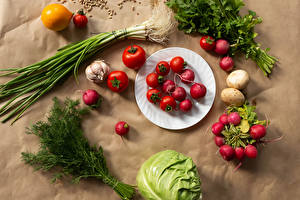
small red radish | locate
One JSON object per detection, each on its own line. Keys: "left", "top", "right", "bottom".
{"left": 212, "top": 122, "right": 224, "bottom": 136}
{"left": 219, "top": 56, "right": 234, "bottom": 72}
{"left": 219, "top": 113, "right": 229, "bottom": 125}
{"left": 115, "top": 121, "right": 130, "bottom": 136}
{"left": 214, "top": 136, "right": 225, "bottom": 147}
{"left": 179, "top": 69, "right": 195, "bottom": 84}
{"left": 179, "top": 99, "right": 193, "bottom": 112}
{"left": 235, "top": 147, "right": 245, "bottom": 160}
{"left": 82, "top": 89, "right": 102, "bottom": 108}
{"left": 162, "top": 80, "right": 176, "bottom": 93}
{"left": 250, "top": 124, "right": 266, "bottom": 139}
{"left": 219, "top": 145, "right": 235, "bottom": 161}
{"left": 172, "top": 87, "right": 187, "bottom": 101}
{"left": 228, "top": 112, "right": 241, "bottom": 125}
{"left": 190, "top": 83, "right": 206, "bottom": 99}
{"left": 244, "top": 144, "right": 257, "bottom": 158}
{"left": 215, "top": 39, "right": 230, "bottom": 55}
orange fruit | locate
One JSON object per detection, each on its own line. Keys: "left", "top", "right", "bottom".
{"left": 41, "top": 4, "right": 73, "bottom": 31}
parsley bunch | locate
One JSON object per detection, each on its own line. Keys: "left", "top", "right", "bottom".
{"left": 166, "top": 0, "right": 278, "bottom": 76}
{"left": 21, "top": 98, "right": 135, "bottom": 200}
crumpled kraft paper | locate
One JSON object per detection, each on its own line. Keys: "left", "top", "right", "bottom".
{"left": 0, "top": 0, "right": 299, "bottom": 199}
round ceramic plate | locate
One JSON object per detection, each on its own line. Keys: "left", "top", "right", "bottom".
{"left": 135, "top": 47, "right": 216, "bottom": 130}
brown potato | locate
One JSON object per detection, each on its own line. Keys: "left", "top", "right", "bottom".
{"left": 221, "top": 88, "right": 245, "bottom": 106}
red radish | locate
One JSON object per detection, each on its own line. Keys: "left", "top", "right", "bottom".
{"left": 215, "top": 39, "right": 230, "bottom": 55}
{"left": 172, "top": 87, "right": 187, "bottom": 101}
{"left": 228, "top": 112, "right": 241, "bottom": 125}
{"left": 219, "top": 113, "right": 229, "bottom": 125}
{"left": 219, "top": 56, "right": 234, "bottom": 72}
{"left": 82, "top": 89, "right": 102, "bottom": 108}
{"left": 115, "top": 121, "right": 130, "bottom": 136}
{"left": 235, "top": 147, "right": 245, "bottom": 160}
{"left": 250, "top": 124, "right": 266, "bottom": 139}
{"left": 162, "top": 80, "right": 176, "bottom": 93}
{"left": 190, "top": 83, "right": 206, "bottom": 99}
{"left": 214, "top": 136, "right": 225, "bottom": 147}
{"left": 211, "top": 122, "right": 224, "bottom": 136}
{"left": 244, "top": 145, "right": 257, "bottom": 158}
{"left": 219, "top": 145, "right": 235, "bottom": 161}
{"left": 179, "top": 99, "right": 192, "bottom": 112}
{"left": 179, "top": 69, "right": 195, "bottom": 84}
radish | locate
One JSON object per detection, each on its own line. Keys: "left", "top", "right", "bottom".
{"left": 172, "top": 87, "right": 187, "bottom": 101}
{"left": 115, "top": 121, "right": 130, "bottom": 136}
{"left": 219, "top": 145, "right": 234, "bottom": 161}
{"left": 228, "top": 112, "right": 241, "bottom": 125}
{"left": 82, "top": 89, "right": 102, "bottom": 108}
{"left": 219, "top": 113, "right": 229, "bottom": 125}
{"left": 215, "top": 39, "right": 230, "bottom": 55}
{"left": 162, "top": 80, "right": 176, "bottom": 93}
{"left": 211, "top": 122, "right": 224, "bottom": 136}
{"left": 179, "top": 99, "right": 192, "bottom": 112}
{"left": 244, "top": 145, "right": 257, "bottom": 158}
{"left": 179, "top": 69, "right": 195, "bottom": 84}
{"left": 235, "top": 147, "right": 245, "bottom": 160}
{"left": 190, "top": 83, "right": 206, "bottom": 99}
{"left": 219, "top": 56, "right": 234, "bottom": 72}
{"left": 250, "top": 124, "right": 266, "bottom": 139}
{"left": 214, "top": 136, "right": 225, "bottom": 147}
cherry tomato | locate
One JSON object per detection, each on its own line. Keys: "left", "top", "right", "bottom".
{"left": 160, "top": 96, "right": 177, "bottom": 112}
{"left": 73, "top": 9, "right": 88, "bottom": 28}
{"left": 170, "top": 56, "right": 186, "bottom": 73}
{"left": 155, "top": 61, "right": 170, "bottom": 76}
{"left": 107, "top": 71, "right": 129, "bottom": 93}
{"left": 146, "top": 73, "right": 164, "bottom": 88}
{"left": 200, "top": 36, "right": 216, "bottom": 51}
{"left": 122, "top": 45, "right": 146, "bottom": 70}
{"left": 146, "top": 89, "right": 162, "bottom": 104}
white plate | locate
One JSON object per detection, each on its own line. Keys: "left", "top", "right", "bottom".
{"left": 135, "top": 47, "right": 216, "bottom": 130}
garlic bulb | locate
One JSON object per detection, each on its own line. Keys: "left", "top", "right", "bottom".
{"left": 85, "top": 60, "right": 110, "bottom": 83}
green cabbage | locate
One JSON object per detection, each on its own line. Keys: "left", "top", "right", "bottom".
{"left": 136, "top": 150, "right": 202, "bottom": 200}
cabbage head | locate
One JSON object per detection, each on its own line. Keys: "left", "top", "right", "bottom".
{"left": 136, "top": 150, "right": 202, "bottom": 200}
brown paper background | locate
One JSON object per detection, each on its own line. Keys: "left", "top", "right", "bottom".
{"left": 0, "top": 0, "right": 299, "bottom": 199}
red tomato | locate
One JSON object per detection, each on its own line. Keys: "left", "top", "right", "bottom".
{"left": 146, "top": 73, "right": 164, "bottom": 88}
{"left": 146, "top": 89, "right": 162, "bottom": 104}
{"left": 200, "top": 36, "right": 216, "bottom": 51}
{"left": 107, "top": 71, "right": 129, "bottom": 92}
{"left": 170, "top": 56, "right": 186, "bottom": 73}
{"left": 73, "top": 9, "right": 88, "bottom": 28}
{"left": 155, "top": 61, "right": 170, "bottom": 76}
{"left": 122, "top": 45, "right": 146, "bottom": 70}
{"left": 160, "top": 96, "right": 177, "bottom": 112}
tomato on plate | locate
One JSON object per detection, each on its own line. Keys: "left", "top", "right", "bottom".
{"left": 155, "top": 61, "right": 170, "bottom": 76}
{"left": 146, "top": 73, "right": 163, "bottom": 88}
{"left": 122, "top": 45, "right": 146, "bottom": 70}
{"left": 147, "top": 89, "right": 162, "bottom": 104}
{"left": 160, "top": 96, "right": 177, "bottom": 112}
{"left": 170, "top": 56, "right": 186, "bottom": 73}
{"left": 107, "top": 71, "right": 129, "bottom": 92}
{"left": 200, "top": 36, "right": 216, "bottom": 51}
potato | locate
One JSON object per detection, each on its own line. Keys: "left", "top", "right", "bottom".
{"left": 226, "top": 70, "right": 250, "bottom": 89}
{"left": 221, "top": 88, "right": 245, "bottom": 106}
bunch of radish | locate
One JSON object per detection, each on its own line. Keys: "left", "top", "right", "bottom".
{"left": 200, "top": 36, "right": 234, "bottom": 72}
{"left": 146, "top": 56, "right": 207, "bottom": 113}
{"left": 211, "top": 103, "right": 275, "bottom": 170}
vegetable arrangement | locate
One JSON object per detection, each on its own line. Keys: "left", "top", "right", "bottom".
{"left": 21, "top": 98, "right": 135, "bottom": 200}
{"left": 0, "top": 4, "right": 174, "bottom": 123}
{"left": 145, "top": 56, "right": 207, "bottom": 113}
{"left": 137, "top": 150, "right": 202, "bottom": 200}
{"left": 211, "top": 102, "right": 272, "bottom": 169}
{"left": 166, "top": 0, "right": 278, "bottom": 76}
